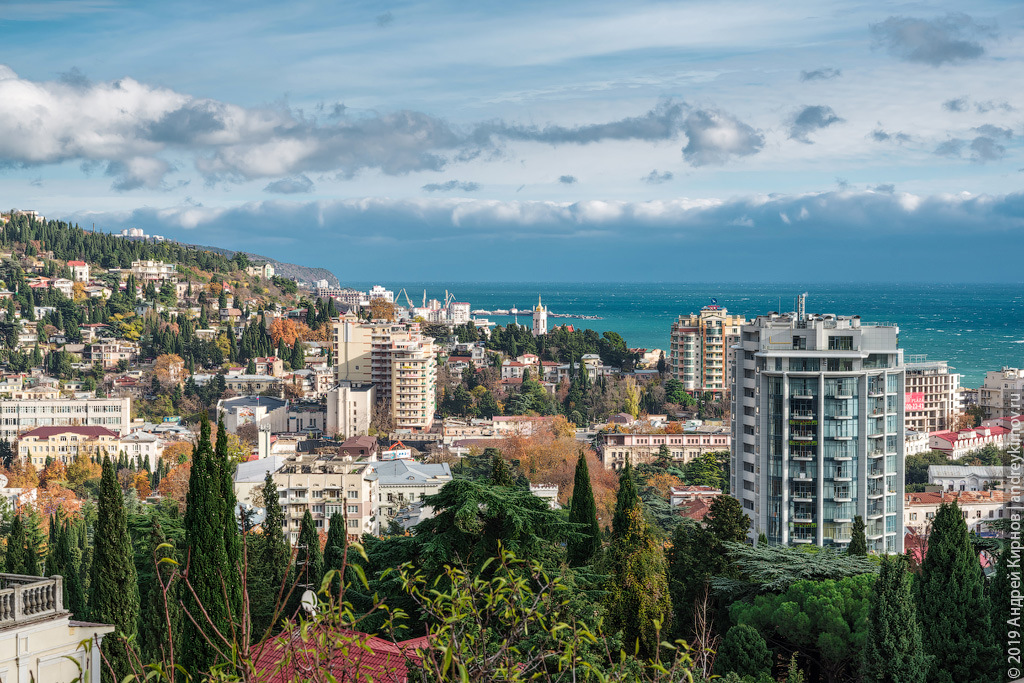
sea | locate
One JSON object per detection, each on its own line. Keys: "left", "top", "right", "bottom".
{"left": 347, "top": 282, "right": 1024, "bottom": 388}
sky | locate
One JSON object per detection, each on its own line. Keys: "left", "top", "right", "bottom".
{"left": 2, "top": 0, "right": 1024, "bottom": 281}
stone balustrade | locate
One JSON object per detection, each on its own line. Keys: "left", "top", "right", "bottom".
{"left": 0, "top": 574, "right": 63, "bottom": 625}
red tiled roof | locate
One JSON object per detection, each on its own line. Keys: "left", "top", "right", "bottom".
{"left": 20, "top": 426, "right": 119, "bottom": 439}
{"left": 251, "top": 628, "right": 426, "bottom": 683}
{"left": 67, "top": 260, "right": 87, "bottom": 266}
{"left": 447, "top": 356, "right": 471, "bottom": 362}
{"left": 678, "top": 498, "right": 713, "bottom": 522}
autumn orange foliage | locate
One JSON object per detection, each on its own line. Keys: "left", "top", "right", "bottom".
{"left": 160, "top": 462, "right": 191, "bottom": 510}
{"left": 162, "top": 441, "right": 194, "bottom": 465}
{"left": 498, "top": 419, "right": 618, "bottom": 528}
{"left": 269, "top": 318, "right": 318, "bottom": 347}
{"left": 134, "top": 471, "right": 153, "bottom": 499}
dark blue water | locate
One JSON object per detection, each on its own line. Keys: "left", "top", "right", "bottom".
{"left": 349, "top": 282, "right": 1024, "bottom": 387}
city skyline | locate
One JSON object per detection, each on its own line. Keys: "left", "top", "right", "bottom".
{"left": 2, "top": 1, "right": 1024, "bottom": 280}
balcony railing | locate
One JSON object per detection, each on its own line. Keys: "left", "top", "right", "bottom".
{"left": 0, "top": 574, "right": 63, "bottom": 625}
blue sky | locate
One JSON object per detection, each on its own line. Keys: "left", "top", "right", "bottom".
{"left": 2, "top": 0, "right": 1023, "bottom": 281}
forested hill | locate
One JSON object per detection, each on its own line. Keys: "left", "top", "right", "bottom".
{"left": 1, "top": 213, "right": 338, "bottom": 285}
{"left": 192, "top": 244, "right": 340, "bottom": 286}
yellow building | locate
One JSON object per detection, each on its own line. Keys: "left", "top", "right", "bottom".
{"left": 17, "top": 426, "right": 121, "bottom": 466}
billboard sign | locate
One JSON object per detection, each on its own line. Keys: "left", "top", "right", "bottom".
{"left": 905, "top": 392, "right": 925, "bottom": 412}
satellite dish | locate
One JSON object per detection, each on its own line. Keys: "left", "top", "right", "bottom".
{"left": 0, "top": 474, "right": 8, "bottom": 488}
{"left": 300, "top": 590, "right": 318, "bottom": 614}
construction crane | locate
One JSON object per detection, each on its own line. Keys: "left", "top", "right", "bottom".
{"left": 444, "top": 290, "right": 456, "bottom": 307}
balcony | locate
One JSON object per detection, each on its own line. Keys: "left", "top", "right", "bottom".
{"left": 0, "top": 574, "right": 64, "bottom": 625}
{"left": 792, "top": 513, "right": 814, "bottom": 523}
{"left": 868, "top": 449, "right": 884, "bottom": 458}
{"left": 791, "top": 493, "right": 815, "bottom": 503}
{"left": 791, "top": 412, "right": 815, "bottom": 420}
{"left": 791, "top": 434, "right": 815, "bottom": 442}
{"left": 791, "top": 455, "right": 814, "bottom": 462}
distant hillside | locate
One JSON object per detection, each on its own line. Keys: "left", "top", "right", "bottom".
{"left": 189, "top": 244, "right": 340, "bottom": 286}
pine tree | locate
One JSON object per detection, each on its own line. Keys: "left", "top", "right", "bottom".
{"left": 249, "top": 473, "right": 290, "bottom": 639}
{"left": 566, "top": 450, "right": 601, "bottom": 567}
{"left": 139, "top": 520, "right": 180, "bottom": 665}
{"left": 181, "top": 415, "right": 235, "bottom": 675}
{"left": 848, "top": 515, "right": 867, "bottom": 556}
{"left": 992, "top": 522, "right": 1017, "bottom": 674}
{"left": 864, "top": 554, "right": 929, "bottom": 683}
{"left": 606, "top": 464, "right": 671, "bottom": 657}
{"left": 88, "top": 456, "right": 140, "bottom": 682}
{"left": 916, "top": 502, "right": 998, "bottom": 683}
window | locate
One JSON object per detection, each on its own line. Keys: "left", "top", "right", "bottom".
{"left": 347, "top": 519, "right": 359, "bottom": 528}
{"left": 347, "top": 505, "right": 358, "bottom": 514}
{"left": 828, "top": 336, "right": 853, "bottom": 351}
{"left": 347, "top": 490, "right": 358, "bottom": 499}
{"left": 792, "top": 336, "right": 806, "bottom": 350}
{"left": 910, "top": 513, "right": 917, "bottom": 521}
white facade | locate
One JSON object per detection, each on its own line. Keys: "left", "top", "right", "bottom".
{"left": 928, "top": 465, "right": 1009, "bottom": 492}
{"left": 326, "top": 382, "right": 376, "bottom": 438}
{"left": 130, "top": 259, "right": 177, "bottom": 282}
{"left": 0, "top": 397, "right": 132, "bottom": 441}
{"left": 371, "top": 460, "right": 452, "bottom": 522}
{"left": 273, "top": 459, "right": 379, "bottom": 543}
{"left": 669, "top": 306, "right": 746, "bottom": 398}
{"left": 903, "top": 357, "right": 962, "bottom": 433}
{"left": 0, "top": 574, "right": 112, "bottom": 683}
{"left": 731, "top": 300, "right": 905, "bottom": 554}
{"left": 120, "top": 431, "right": 165, "bottom": 470}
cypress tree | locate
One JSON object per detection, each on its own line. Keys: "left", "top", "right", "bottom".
{"left": 490, "top": 454, "right": 515, "bottom": 487}
{"left": 992, "top": 522, "right": 1017, "bottom": 673}
{"left": 215, "top": 418, "right": 243, "bottom": 625}
{"left": 88, "top": 456, "right": 140, "bottom": 682}
{"left": 848, "top": 515, "right": 867, "bottom": 555}
{"left": 181, "top": 415, "right": 234, "bottom": 675}
{"left": 863, "top": 554, "right": 929, "bottom": 683}
{"left": 292, "top": 510, "right": 323, "bottom": 595}
{"left": 612, "top": 463, "right": 638, "bottom": 539}
{"left": 249, "top": 473, "right": 290, "bottom": 639}
{"left": 58, "top": 519, "right": 86, "bottom": 618}
{"left": 5, "top": 514, "right": 27, "bottom": 574}
{"left": 606, "top": 464, "right": 671, "bottom": 657}
{"left": 916, "top": 502, "right": 998, "bottom": 683}
{"left": 323, "top": 512, "right": 347, "bottom": 596}
{"left": 23, "top": 511, "right": 45, "bottom": 576}
{"left": 566, "top": 450, "right": 601, "bottom": 566}
{"left": 139, "top": 520, "right": 180, "bottom": 665}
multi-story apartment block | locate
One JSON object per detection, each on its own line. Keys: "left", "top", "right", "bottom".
{"left": 669, "top": 305, "right": 746, "bottom": 398}
{"left": 731, "top": 296, "right": 905, "bottom": 553}
{"left": 979, "top": 367, "right": 1024, "bottom": 419}
{"left": 326, "top": 381, "right": 375, "bottom": 438}
{"left": 18, "top": 426, "right": 121, "bottom": 466}
{"left": 130, "top": 259, "right": 177, "bottom": 282}
{"left": 597, "top": 429, "right": 730, "bottom": 469}
{"left": 903, "top": 356, "right": 962, "bottom": 433}
{"left": 333, "top": 316, "right": 436, "bottom": 430}
{"left": 371, "top": 459, "right": 452, "bottom": 522}
{"left": 273, "top": 457, "right": 378, "bottom": 543}
{"left": 905, "top": 490, "right": 1010, "bottom": 536}
{"left": 0, "top": 397, "right": 132, "bottom": 441}
{"left": 88, "top": 338, "right": 139, "bottom": 369}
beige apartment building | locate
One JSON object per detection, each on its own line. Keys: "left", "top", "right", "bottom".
{"left": 669, "top": 305, "right": 746, "bottom": 398}
{"left": 903, "top": 356, "right": 963, "bottom": 433}
{"left": 271, "top": 457, "right": 379, "bottom": 543}
{"left": 333, "top": 316, "right": 437, "bottom": 430}
{"left": 979, "top": 367, "right": 1024, "bottom": 419}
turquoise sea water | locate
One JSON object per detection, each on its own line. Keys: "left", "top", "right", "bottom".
{"left": 350, "top": 282, "right": 1024, "bottom": 387}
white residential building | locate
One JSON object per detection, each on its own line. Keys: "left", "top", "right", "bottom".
{"left": 326, "top": 381, "right": 376, "bottom": 438}
{"left": 731, "top": 295, "right": 905, "bottom": 553}
{"left": 0, "top": 397, "right": 132, "bottom": 441}
{"left": 130, "top": 260, "right": 177, "bottom": 282}
{"left": 370, "top": 460, "right": 452, "bottom": 522}
{"left": 67, "top": 261, "right": 90, "bottom": 283}
{"left": 272, "top": 457, "right": 379, "bottom": 543}
{"left": 928, "top": 465, "right": 1009, "bottom": 492}
{"left": 669, "top": 305, "right": 747, "bottom": 399}
{"left": 905, "top": 490, "right": 1010, "bottom": 536}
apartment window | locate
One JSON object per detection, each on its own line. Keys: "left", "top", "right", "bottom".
{"left": 910, "top": 513, "right": 917, "bottom": 521}
{"left": 312, "top": 490, "right": 323, "bottom": 498}
{"left": 828, "top": 336, "right": 853, "bottom": 351}
{"left": 792, "top": 336, "right": 806, "bottom": 350}
{"left": 347, "top": 490, "right": 358, "bottom": 499}
{"left": 347, "top": 505, "right": 358, "bottom": 514}
{"left": 347, "top": 519, "right": 359, "bottom": 528}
